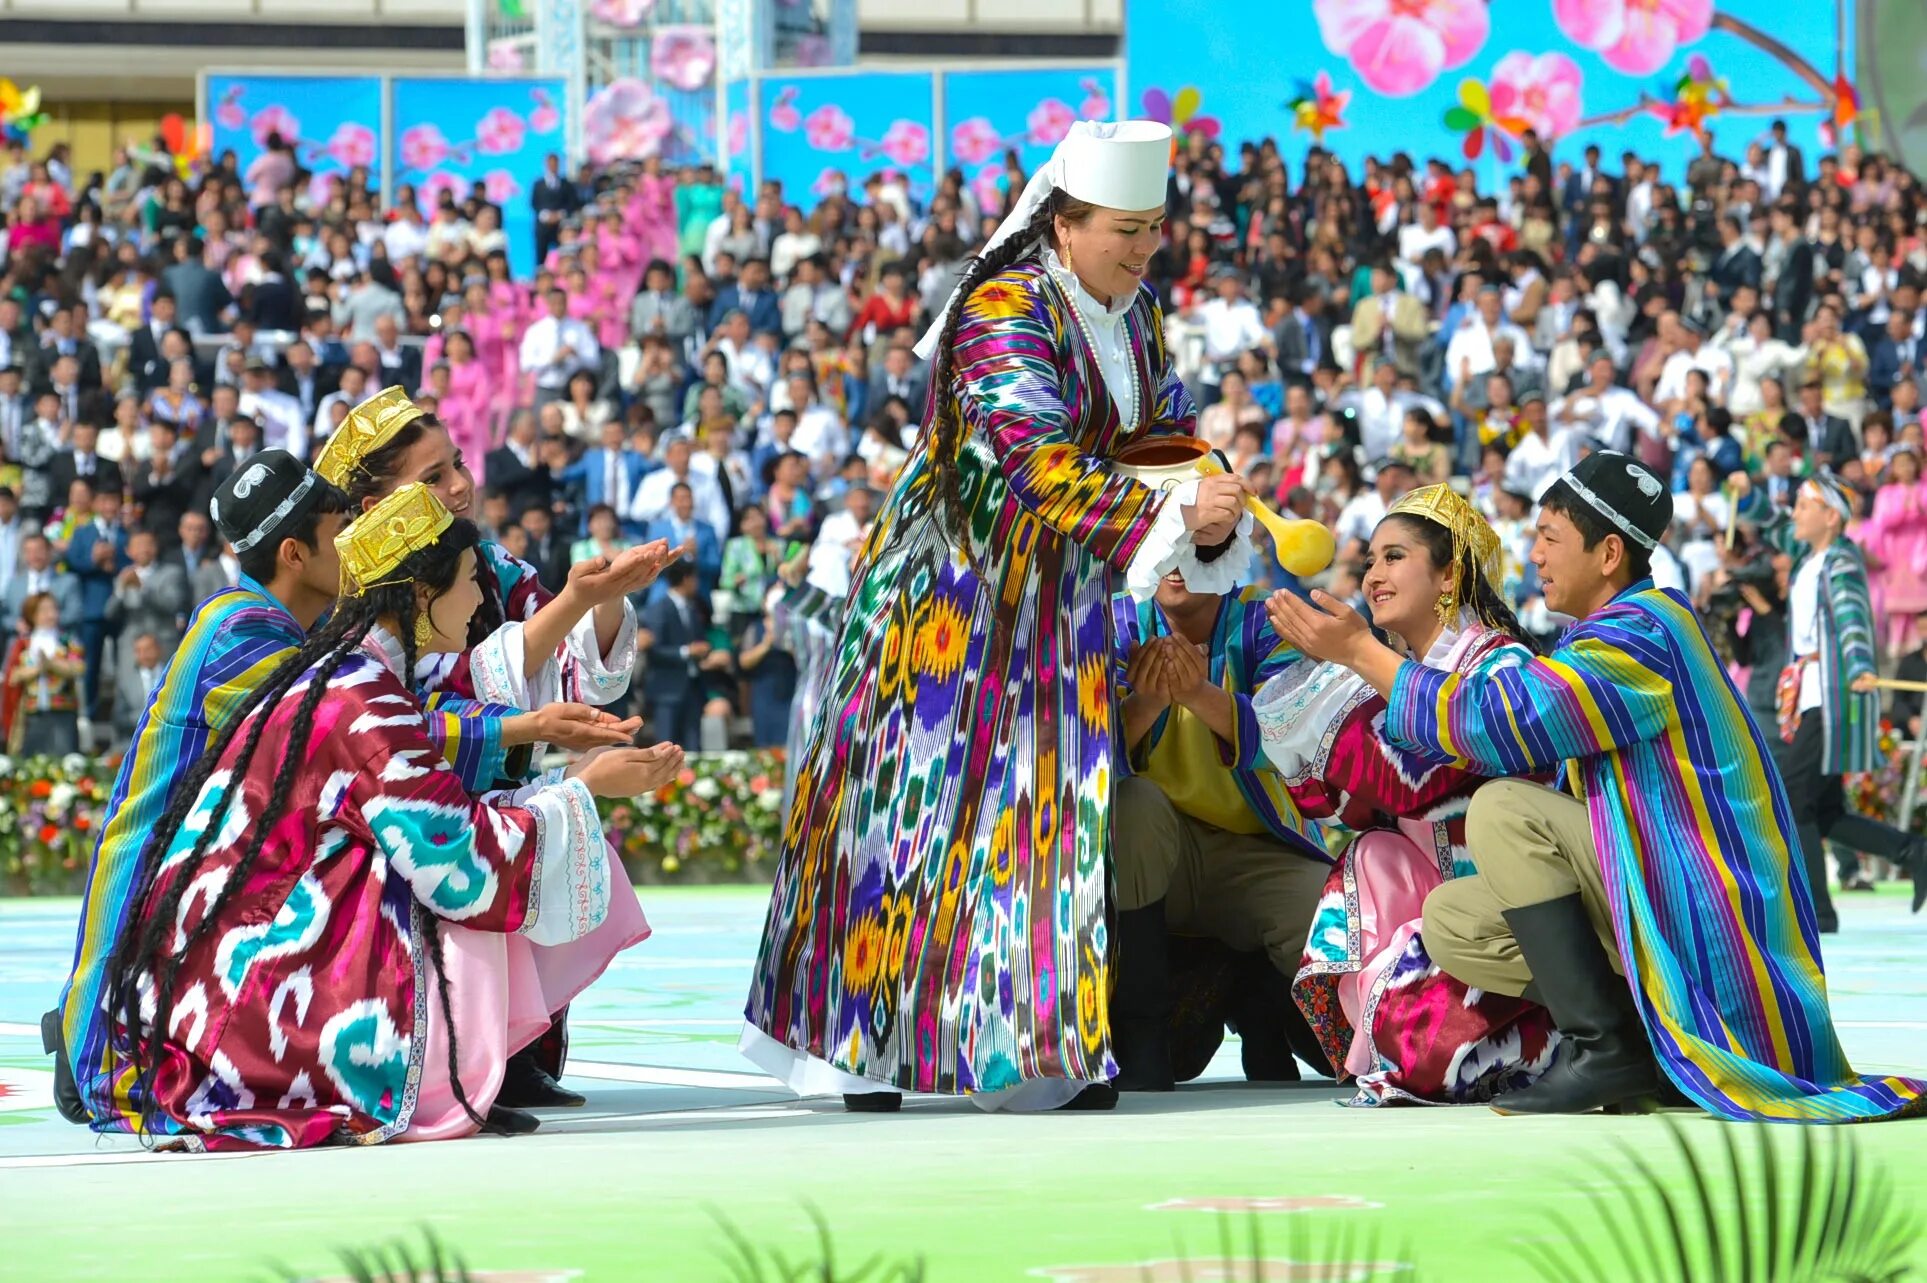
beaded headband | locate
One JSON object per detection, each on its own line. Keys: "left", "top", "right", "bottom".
{"left": 315, "top": 385, "right": 425, "bottom": 489}
{"left": 336, "top": 483, "right": 452, "bottom": 597}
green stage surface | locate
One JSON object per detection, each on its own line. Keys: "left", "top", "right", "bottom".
{"left": 4, "top": 885, "right": 1926, "bottom": 1282}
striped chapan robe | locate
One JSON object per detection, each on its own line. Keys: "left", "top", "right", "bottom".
{"left": 61, "top": 576, "right": 518, "bottom": 1132}
{"left": 1756, "top": 514, "right": 1881, "bottom": 774}
{"left": 745, "top": 252, "right": 1244, "bottom": 1097}
{"left": 1386, "top": 580, "right": 1927, "bottom": 1122}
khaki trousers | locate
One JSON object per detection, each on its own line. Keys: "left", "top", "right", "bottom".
{"left": 1111, "top": 776, "right": 1329, "bottom": 975}
{"left": 1421, "top": 778, "right": 1624, "bottom": 997}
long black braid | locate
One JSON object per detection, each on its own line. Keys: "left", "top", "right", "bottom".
{"left": 106, "top": 522, "right": 490, "bottom": 1143}
{"left": 924, "top": 191, "right": 1097, "bottom": 565}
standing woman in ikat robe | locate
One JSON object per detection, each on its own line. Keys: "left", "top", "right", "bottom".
{"left": 105, "top": 487, "right": 681, "bottom": 1149}
{"left": 743, "top": 121, "right": 1263, "bottom": 1111}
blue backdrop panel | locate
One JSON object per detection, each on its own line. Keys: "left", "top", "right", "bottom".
{"left": 940, "top": 67, "right": 1119, "bottom": 221}
{"left": 725, "top": 76, "right": 754, "bottom": 193}
{"left": 205, "top": 74, "right": 384, "bottom": 208}
{"left": 1125, "top": 0, "right": 1850, "bottom": 183}
{"left": 760, "top": 71, "right": 935, "bottom": 208}
{"left": 391, "top": 76, "right": 567, "bottom": 278}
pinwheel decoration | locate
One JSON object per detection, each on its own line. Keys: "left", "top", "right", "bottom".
{"left": 0, "top": 79, "right": 47, "bottom": 146}
{"left": 1286, "top": 71, "right": 1350, "bottom": 143}
{"left": 1647, "top": 53, "right": 1732, "bottom": 139}
{"left": 158, "top": 113, "right": 211, "bottom": 180}
{"left": 1141, "top": 86, "right": 1221, "bottom": 144}
{"left": 1442, "top": 77, "right": 1527, "bottom": 161}
{"left": 1822, "top": 72, "right": 1861, "bottom": 147}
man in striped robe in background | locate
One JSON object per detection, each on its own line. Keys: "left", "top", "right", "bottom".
{"left": 1270, "top": 450, "right": 1927, "bottom": 1122}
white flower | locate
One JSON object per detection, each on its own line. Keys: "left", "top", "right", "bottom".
{"left": 757, "top": 789, "right": 783, "bottom": 811}
{"left": 48, "top": 784, "right": 76, "bottom": 815}
{"left": 691, "top": 777, "right": 720, "bottom": 801}
{"left": 61, "top": 753, "right": 88, "bottom": 776}
{"left": 0, "top": 754, "right": 16, "bottom": 776}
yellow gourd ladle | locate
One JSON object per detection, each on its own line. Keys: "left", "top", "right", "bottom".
{"left": 1192, "top": 452, "right": 1337, "bottom": 578}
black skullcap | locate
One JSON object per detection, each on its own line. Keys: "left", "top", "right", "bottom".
{"left": 1555, "top": 450, "right": 1670, "bottom": 550}
{"left": 210, "top": 450, "right": 336, "bottom": 555}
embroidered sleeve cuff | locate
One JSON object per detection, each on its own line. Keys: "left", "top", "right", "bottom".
{"left": 468, "top": 622, "right": 533, "bottom": 710}
{"left": 566, "top": 600, "right": 636, "bottom": 705}
{"left": 518, "top": 776, "right": 610, "bottom": 947}
{"left": 1122, "top": 479, "right": 1256, "bottom": 603}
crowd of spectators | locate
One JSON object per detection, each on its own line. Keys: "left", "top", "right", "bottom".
{"left": 4, "top": 118, "right": 1927, "bottom": 774}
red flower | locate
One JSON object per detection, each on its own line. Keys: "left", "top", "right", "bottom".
{"left": 38, "top": 824, "right": 58, "bottom": 844}
{"left": 29, "top": 780, "right": 51, "bottom": 799}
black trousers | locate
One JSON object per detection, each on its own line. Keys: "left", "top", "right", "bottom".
{"left": 1782, "top": 713, "right": 1913, "bottom": 929}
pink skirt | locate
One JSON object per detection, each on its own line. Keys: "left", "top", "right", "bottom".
{"left": 402, "top": 848, "right": 651, "bottom": 1140}
{"left": 1333, "top": 831, "right": 1442, "bottom": 1078}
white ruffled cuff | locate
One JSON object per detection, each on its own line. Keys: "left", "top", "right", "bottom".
{"left": 1122, "top": 478, "right": 1257, "bottom": 602}
{"left": 517, "top": 775, "right": 610, "bottom": 947}
{"left": 1251, "top": 659, "right": 1368, "bottom": 783}
{"left": 566, "top": 600, "right": 636, "bottom": 706}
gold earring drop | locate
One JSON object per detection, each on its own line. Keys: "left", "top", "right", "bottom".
{"left": 1063, "top": 241, "right": 1075, "bottom": 275}
{"left": 1436, "top": 591, "right": 1456, "bottom": 627}
{"left": 415, "top": 612, "right": 433, "bottom": 649}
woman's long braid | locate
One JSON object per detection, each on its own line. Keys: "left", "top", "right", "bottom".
{"left": 393, "top": 590, "right": 485, "bottom": 1130}
{"left": 926, "top": 202, "right": 1057, "bottom": 565}
{"left": 1462, "top": 545, "right": 1535, "bottom": 653}
{"left": 115, "top": 613, "right": 370, "bottom": 1141}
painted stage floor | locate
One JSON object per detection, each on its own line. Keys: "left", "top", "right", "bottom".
{"left": 5, "top": 885, "right": 1927, "bottom": 1282}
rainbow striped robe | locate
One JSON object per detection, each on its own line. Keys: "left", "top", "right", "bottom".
{"left": 1386, "top": 579, "right": 1926, "bottom": 1122}
{"left": 61, "top": 576, "right": 517, "bottom": 1131}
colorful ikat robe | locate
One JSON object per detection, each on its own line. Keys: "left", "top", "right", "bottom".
{"left": 62, "top": 578, "right": 518, "bottom": 1132}
{"left": 746, "top": 255, "right": 1202, "bottom": 1094}
{"left": 1386, "top": 581, "right": 1927, "bottom": 1121}
{"left": 122, "top": 632, "right": 611, "bottom": 1150}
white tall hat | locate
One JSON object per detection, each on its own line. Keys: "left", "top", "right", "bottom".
{"left": 914, "top": 119, "right": 1173, "bottom": 358}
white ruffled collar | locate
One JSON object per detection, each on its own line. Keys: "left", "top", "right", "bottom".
{"left": 362, "top": 625, "right": 407, "bottom": 680}
{"left": 1043, "top": 247, "right": 1131, "bottom": 326}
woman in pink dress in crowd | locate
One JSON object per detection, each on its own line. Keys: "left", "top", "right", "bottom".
{"left": 483, "top": 254, "right": 531, "bottom": 408}
{"left": 456, "top": 281, "right": 514, "bottom": 434}
{"left": 629, "top": 158, "right": 680, "bottom": 270}
{"left": 564, "top": 263, "right": 622, "bottom": 356}
{"left": 1860, "top": 444, "right": 1927, "bottom": 657}
{"left": 595, "top": 207, "right": 645, "bottom": 302}
{"left": 576, "top": 245, "right": 629, "bottom": 353}
{"left": 429, "top": 330, "right": 495, "bottom": 464}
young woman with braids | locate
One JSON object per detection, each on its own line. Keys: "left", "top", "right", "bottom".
{"left": 103, "top": 485, "right": 681, "bottom": 1149}
{"left": 317, "top": 387, "right": 674, "bottom": 1108}
{"left": 1251, "top": 485, "right": 1559, "bottom": 1107}
{"left": 743, "top": 122, "right": 1261, "bottom": 1113}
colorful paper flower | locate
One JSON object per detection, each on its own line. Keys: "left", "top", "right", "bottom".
{"left": 950, "top": 116, "right": 1002, "bottom": 167}
{"left": 582, "top": 78, "right": 673, "bottom": 164}
{"left": 1488, "top": 51, "right": 1584, "bottom": 140}
{"left": 1821, "top": 72, "right": 1860, "bottom": 147}
{"left": 1442, "top": 77, "right": 1529, "bottom": 161}
{"left": 249, "top": 104, "right": 301, "bottom": 149}
{"left": 324, "top": 122, "right": 377, "bottom": 170}
{"left": 1314, "top": 0, "right": 1489, "bottom": 98}
{"left": 1553, "top": 0, "right": 1711, "bottom": 78}
{"left": 650, "top": 26, "right": 716, "bottom": 94}
{"left": 769, "top": 86, "right": 802, "bottom": 133}
{"left": 1647, "top": 52, "right": 1730, "bottom": 139}
{"left": 1078, "top": 77, "right": 1112, "bottom": 121}
{"left": 1028, "top": 98, "right": 1078, "bottom": 146}
{"left": 400, "top": 122, "right": 452, "bottom": 172}
{"left": 1141, "top": 86, "right": 1221, "bottom": 142}
{"left": 1286, "top": 70, "right": 1351, "bottom": 142}
{"left": 878, "top": 119, "right": 930, "bottom": 168}
{"left": 474, "top": 107, "right": 527, "bottom": 156}
{"left": 803, "top": 104, "right": 855, "bottom": 152}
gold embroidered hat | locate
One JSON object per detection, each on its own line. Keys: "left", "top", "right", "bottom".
{"left": 315, "top": 385, "right": 425, "bottom": 489}
{"left": 336, "top": 482, "right": 453, "bottom": 597}
{"left": 1386, "top": 483, "right": 1504, "bottom": 586}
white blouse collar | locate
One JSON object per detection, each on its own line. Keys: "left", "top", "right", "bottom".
{"left": 1043, "top": 247, "right": 1132, "bottom": 325}
{"left": 363, "top": 625, "right": 407, "bottom": 680}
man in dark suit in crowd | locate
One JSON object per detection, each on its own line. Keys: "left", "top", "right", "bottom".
{"left": 1562, "top": 144, "right": 1615, "bottom": 226}
{"left": 36, "top": 354, "right": 105, "bottom": 430}
{"left": 485, "top": 410, "right": 560, "bottom": 518}
{"left": 130, "top": 421, "right": 203, "bottom": 553}
{"left": 126, "top": 293, "right": 179, "bottom": 394}
{"left": 3, "top": 533, "right": 80, "bottom": 633}
{"left": 873, "top": 345, "right": 929, "bottom": 417}
{"left": 1868, "top": 310, "right": 1923, "bottom": 410}
{"left": 639, "top": 560, "right": 725, "bottom": 749}
{"left": 1709, "top": 216, "right": 1762, "bottom": 298}
{"left": 1770, "top": 203, "right": 1815, "bottom": 344}
{"left": 64, "top": 488, "right": 130, "bottom": 716}
{"left": 707, "top": 258, "right": 784, "bottom": 339}
{"left": 516, "top": 505, "right": 572, "bottom": 595}
{"left": 1793, "top": 379, "right": 1857, "bottom": 470}
{"left": 1273, "top": 282, "right": 1332, "bottom": 390}
{"left": 1768, "top": 118, "right": 1806, "bottom": 194}
{"left": 243, "top": 251, "right": 299, "bottom": 331}
{"left": 38, "top": 305, "right": 102, "bottom": 394}
{"left": 161, "top": 236, "right": 233, "bottom": 336}
{"left": 530, "top": 152, "right": 580, "bottom": 265}
{"left": 558, "top": 419, "right": 656, "bottom": 536}
{"left": 168, "top": 509, "right": 231, "bottom": 605}
{"left": 48, "top": 422, "right": 124, "bottom": 504}
{"left": 275, "top": 338, "right": 338, "bottom": 426}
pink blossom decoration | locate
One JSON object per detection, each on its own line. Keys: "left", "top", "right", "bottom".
{"left": 950, "top": 117, "right": 1002, "bottom": 167}
{"left": 482, "top": 169, "right": 523, "bottom": 204}
{"left": 249, "top": 104, "right": 301, "bottom": 149}
{"left": 307, "top": 170, "right": 342, "bottom": 208}
{"left": 1028, "top": 98, "right": 1077, "bottom": 146}
{"left": 726, "top": 112, "right": 748, "bottom": 159}
{"left": 401, "top": 122, "right": 452, "bottom": 173}
{"left": 1487, "top": 50, "right": 1584, "bottom": 140}
{"left": 487, "top": 41, "right": 525, "bottom": 71}
{"left": 1313, "top": 0, "right": 1489, "bottom": 98}
{"left": 878, "top": 120, "right": 930, "bottom": 169}
{"left": 1553, "top": 0, "right": 1712, "bottom": 77}
{"left": 803, "top": 104, "right": 855, "bottom": 152}
{"left": 590, "top": 0, "right": 656, "bottom": 27}
{"left": 215, "top": 100, "right": 246, "bottom": 132}
{"left": 810, "top": 166, "right": 848, "bottom": 200}
{"left": 475, "top": 107, "right": 527, "bottom": 156}
{"left": 769, "top": 88, "right": 802, "bottom": 133}
{"left": 650, "top": 26, "right": 717, "bottom": 94}
{"left": 1079, "top": 77, "right": 1112, "bottom": 120}
{"left": 323, "top": 122, "right": 377, "bottom": 169}
{"left": 582, "top": 78, "right": 673, "bottom": 164}
{"left": 416, "top": 171, "right": 467, "bottom": 213}
{"left": 529, "top": 97, "right": 561, "bottom": 135}
{"left": 970, "top": 164, "right": 1006, "bottom": 216}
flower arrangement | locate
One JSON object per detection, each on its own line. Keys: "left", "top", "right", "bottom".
{"left": 0, "top": 749, "right": 788, "bottom": 897}
{"left": 0, "top": 753, "right": 116, "bottom": 897}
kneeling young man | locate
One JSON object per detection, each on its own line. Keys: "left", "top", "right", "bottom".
{"left": 1271, "top": 451, "right": 1926, "bottom": 1120}
{"left": 1110, "top": 570, "right": 1331, "bottom": 1091}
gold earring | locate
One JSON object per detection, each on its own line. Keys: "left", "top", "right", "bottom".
{"left": 414, "top": 612, "right": 433, "bottom": 649}
{"left": 1063, "top": 240, "right": 1075, "bottom": 275}
{"left": 1436, "top": 591, "right": 1456, "bottom": 627}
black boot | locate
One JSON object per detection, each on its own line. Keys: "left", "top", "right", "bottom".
{"left": 1110, "top": 902, "right": 1175, "bottom": 1092}
{"left": 482, "top": 1103, "right": 541, "bottom": 1135}
{"left": 842, "top": 1092, "right": 901, "bottom": 1112}
{"left": 1058, "top": 1082, "right": 1119, "bottom": 1111}
{"left": 1491, "top": 895, "right": 1662, "bottom": 1115}
{"left": 497, "top": 1048, "right": 586, "bottom": 1108}
{"left": 1901, "top": 836, "right": 1927, "bottom": 914}
{"left": 41, "top": 1009, "right": 88, "bottom": 1126}
{"left": 1228, "top": 957, "right": 1313, "bottom": 1082}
